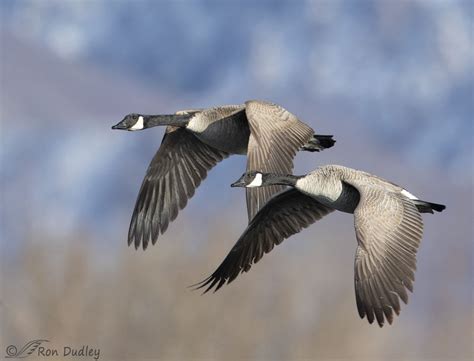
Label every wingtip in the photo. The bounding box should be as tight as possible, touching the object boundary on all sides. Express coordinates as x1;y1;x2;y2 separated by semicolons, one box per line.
127;237;138;250
188;276;213;293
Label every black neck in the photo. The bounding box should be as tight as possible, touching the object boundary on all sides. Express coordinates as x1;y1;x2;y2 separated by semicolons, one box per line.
144;114;191;128
264;174;300;187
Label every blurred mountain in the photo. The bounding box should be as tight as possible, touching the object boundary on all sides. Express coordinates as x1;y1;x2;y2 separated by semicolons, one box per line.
0;32;175;124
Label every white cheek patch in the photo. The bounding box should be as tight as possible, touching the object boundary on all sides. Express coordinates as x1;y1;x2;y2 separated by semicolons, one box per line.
246;173;263;188
130;116;144;130
401;189;418;200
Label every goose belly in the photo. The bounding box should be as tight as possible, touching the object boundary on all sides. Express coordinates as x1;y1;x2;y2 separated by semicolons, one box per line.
325;183;360;213
192;117;250;155
297;178;360;214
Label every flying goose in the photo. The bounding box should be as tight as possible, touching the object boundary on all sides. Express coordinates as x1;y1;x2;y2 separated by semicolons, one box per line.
112;100;335;249
195;165;445;327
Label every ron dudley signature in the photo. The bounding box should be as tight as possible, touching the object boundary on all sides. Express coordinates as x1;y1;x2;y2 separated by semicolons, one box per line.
5;340;100;360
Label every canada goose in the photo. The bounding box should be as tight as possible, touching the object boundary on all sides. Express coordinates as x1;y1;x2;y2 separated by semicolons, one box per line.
112;100;335;249
195;165;445;327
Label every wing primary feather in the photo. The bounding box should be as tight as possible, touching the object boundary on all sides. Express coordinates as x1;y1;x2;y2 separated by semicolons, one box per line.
192;189;334;293
127;128;228;249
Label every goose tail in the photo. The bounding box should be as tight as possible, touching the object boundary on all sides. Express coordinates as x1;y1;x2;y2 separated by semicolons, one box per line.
413;200;446;214
301;134;335;152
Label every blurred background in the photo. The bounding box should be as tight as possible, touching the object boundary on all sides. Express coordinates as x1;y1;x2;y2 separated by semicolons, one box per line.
1;0;472;360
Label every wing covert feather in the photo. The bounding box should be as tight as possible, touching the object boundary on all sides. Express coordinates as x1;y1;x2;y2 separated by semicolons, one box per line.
343;179;424;327
245;100;314;221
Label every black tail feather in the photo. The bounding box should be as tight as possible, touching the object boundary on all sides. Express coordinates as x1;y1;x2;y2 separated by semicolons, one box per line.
315;134;336;149
414;200;446;214
301;134;336;152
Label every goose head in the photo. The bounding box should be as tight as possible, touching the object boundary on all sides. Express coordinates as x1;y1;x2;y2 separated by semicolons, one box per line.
231;171;265;188
112;113;146;131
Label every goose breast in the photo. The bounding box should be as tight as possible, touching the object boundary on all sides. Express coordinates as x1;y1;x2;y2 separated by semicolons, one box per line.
187;106;250;155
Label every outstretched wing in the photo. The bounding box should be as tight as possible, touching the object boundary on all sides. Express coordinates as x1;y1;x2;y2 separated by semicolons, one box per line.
245;100;314;221
343;180;424;327
194;189;334;293
129;127;228;249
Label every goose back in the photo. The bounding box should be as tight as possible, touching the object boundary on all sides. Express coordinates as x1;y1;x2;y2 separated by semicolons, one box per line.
295;165;407;214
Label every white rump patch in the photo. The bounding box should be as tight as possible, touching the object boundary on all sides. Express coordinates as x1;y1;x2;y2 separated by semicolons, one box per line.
401;189;418;200
130;116;144;130
246;173;263;188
